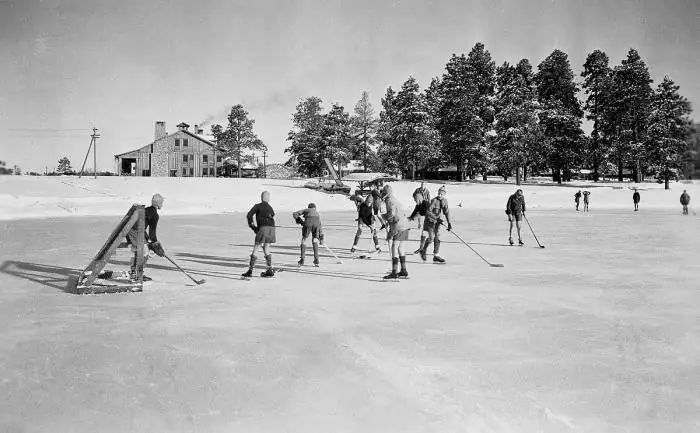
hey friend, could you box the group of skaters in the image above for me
[126,183,690,282]
[573,188,692,214]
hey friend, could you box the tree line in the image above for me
[283,44,695,189]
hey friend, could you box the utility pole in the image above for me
[262,150,267,178]
[79,127,100,178]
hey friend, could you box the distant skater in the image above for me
[293,203,324,266]
[633,189,640,212]
[350,194,381,254]
[126,193,165,283]
[242,191,276,278]
[574,190,581,211]
[680,190,691,215]
[417,186,452,263]
[380,184,410,279]
[506,189,526,246]
[583,190,591,212]
[408,190,432,260]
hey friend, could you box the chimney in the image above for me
[155,121,166,141]
[176,122,190,132]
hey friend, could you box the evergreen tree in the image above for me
[581,50,612,180]
[393,76,438,180]
[285,97,327,177]
[493,59,542,184]
[352,91,378,171]
[376,87,401,175]
[602,49,654,181]
[324,103,355,175]
[57,157,73,174]
[436,43,496,181]
[645,76,693,189]
[211,105,264,178]
[535,49,585,183]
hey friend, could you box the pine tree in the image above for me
[211,105,264,178]
[324,103,355,176]
[581,50,612,180]
[645,76,693,189]
[436,43,496,181]
[493,59,542,185]
[352,91,378,172]
[285,97,327,177]
[535,49,585,183]
[376,87,402,175]
[602,49,654,182]
[57,157,73,175]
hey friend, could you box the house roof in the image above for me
[114,129,221,158]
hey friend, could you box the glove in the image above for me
[249,224,258,233]
[436,218,444,226]
[447,222,452,232]
[148,241,165,257]
[295,216,304,225]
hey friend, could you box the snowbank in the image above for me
[0,176,697,220]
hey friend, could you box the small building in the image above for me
[114,121,222,177]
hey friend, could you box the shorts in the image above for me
[255,226,276,244]
[508,213,522,222]
[302,224,322,240]
[388,228,409,241]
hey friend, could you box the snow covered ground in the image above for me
[1,176,699,432]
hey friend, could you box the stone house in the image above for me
[114,121,222,177]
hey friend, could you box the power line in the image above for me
[7,128,90,132]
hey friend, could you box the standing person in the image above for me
[680,190,691,215]
[583,190,591,212]
[418,185,452,263]
[380,184,410,279]
[242,191,276,278]
[574,190,582,211]
[633,189,640,212]
[370,183,382,216]
[412,181,431,229]
[350,194,381,254]
[505,189,526,246]
[126,193,165,282]
[408,190,431,258]
[293,203,324,266]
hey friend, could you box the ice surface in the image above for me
[1,177,699,432]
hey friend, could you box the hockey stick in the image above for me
[523,214,546,249]
[322,244,343,264]
[164,254,206,285]
[448,228,504,268]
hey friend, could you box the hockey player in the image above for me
[380,184,410,279]
[412,181,431,230]
[350,194,381,254]
[574,190,582,211]
[583,190,591,212]
[126,193,165,282]
[417,186,452,263]
[293,203,324,266]
[408,190,431,257]
[633,189,640,211]
[680,190,691,215]
[242,191,276,278]
[505,189,526,246]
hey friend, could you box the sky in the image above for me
[1,0,698,173]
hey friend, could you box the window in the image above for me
[216,155,222,163]
[202,155,208,164]
[183,154,188,163]
[189,168,194,176]
[209,168,215,176]
[175,138,180,148]
[170,170,177,177]
[183,138,189,148]
[182,168,187,176]
[202,168,209,176]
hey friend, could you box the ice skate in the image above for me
[518,239,524,246]
[383,271,398,280]
[313,259,319,267]
[433,255,446,264]
[509,237,514,246]
[260,268,275,278]
[398,269,409,278]
[241,269,253,278]
[419,250,427,261]
[298,258,304,266]
[350,246,357,253]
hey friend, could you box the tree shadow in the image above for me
[0,260,81,294]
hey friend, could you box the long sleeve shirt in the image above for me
[247,202,275,228]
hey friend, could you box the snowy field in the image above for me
[1,176,699,432]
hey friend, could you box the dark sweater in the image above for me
[145,205,159,243]
[247,202,275,228]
